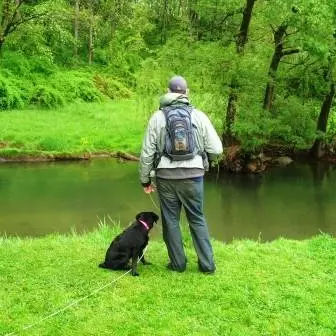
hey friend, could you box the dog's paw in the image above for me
[143,261,152,265]
[132,272,140,276]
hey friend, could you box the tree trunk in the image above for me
[0,0,10,27]
[263,23,300,110]
[263,24,286,110]
[236,0,256,52]
[0,0,10,52]
[88,14,94,64]
[73,0,79,58]
[223,90,238,146]
[263,53,282,110]
[160,0,168,43]
[189,8,200,40]
[310,83,336,158]
[223,0,256,145]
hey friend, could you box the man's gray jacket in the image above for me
[139,93,223,185]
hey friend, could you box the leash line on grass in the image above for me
[4,247,148,336]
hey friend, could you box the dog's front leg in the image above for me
[131,249,140,276]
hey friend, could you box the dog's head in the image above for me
[136,211,159,230]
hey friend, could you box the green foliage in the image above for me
[30,85,65,108]
[0,53,115,109]
[0,52,56,77]
[93,75,133,100]
[0,73,25,109]
[46,71,104,103]
[273,96,317,148]
[0,52,32,78]
[233,95,319,151]
[136,36,228,95]
[0,0,334,151]
[233,100,272,151]
[326,107,336,146]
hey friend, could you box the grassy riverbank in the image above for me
[0,100,148,159]
[1,225,335,336]
[0,97,223,161]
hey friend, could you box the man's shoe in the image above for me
[200,269,215,275]
[198,261,216,275]
[166,263,185,273]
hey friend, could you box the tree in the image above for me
[73,0,79,57]
[188,0,243,42]
[223,0,256,146]
[263,22,300,110]
[0,0,46,52]
[261,0,334,112]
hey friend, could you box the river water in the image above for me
[0,159,335,241]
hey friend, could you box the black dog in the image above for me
[99,211,159,276]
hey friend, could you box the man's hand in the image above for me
[143,183,156,194]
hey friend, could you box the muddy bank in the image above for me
[0,151,139,163]
[222,144,336,173]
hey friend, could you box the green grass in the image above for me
[0,225,335,336]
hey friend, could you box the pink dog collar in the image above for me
[139,219,149,230]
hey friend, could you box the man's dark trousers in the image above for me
[156,177,215,273]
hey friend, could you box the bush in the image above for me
[49,71,104,103]
[0,54,110,109]
[0,52,57,78]
[272,96,317,148]
[0,73,25,110]
[30,85,65,108]
[0,52,31,78]
[93,75,133,99]
[0,51,137,109]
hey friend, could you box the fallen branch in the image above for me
[111,151,139,161]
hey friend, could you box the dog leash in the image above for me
[4,247,148,336]
[148,192,160,212]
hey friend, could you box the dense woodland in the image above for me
[0,0,335,158]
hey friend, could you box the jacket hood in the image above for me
[159,92,190,108]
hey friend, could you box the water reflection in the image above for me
[206,163,336,241]
[310,162,334,234]
[0,160,335,241]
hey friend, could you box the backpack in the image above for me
[162,104,197,161]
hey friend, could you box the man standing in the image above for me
[139,75,223,274]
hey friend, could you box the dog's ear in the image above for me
[147,212,159,223]
[136,212,143,221]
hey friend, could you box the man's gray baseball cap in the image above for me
[168,76,188,93]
